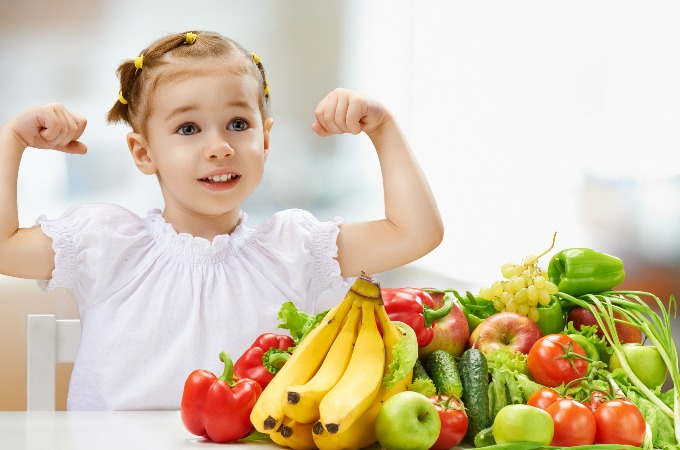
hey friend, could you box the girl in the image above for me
[0,31,443,410]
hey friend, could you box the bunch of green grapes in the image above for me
[479,252,558,323]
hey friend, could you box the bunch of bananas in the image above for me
[250,273,414,450]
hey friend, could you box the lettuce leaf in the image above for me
[486,347,545,419]
[383,321,418,390]
[276,301,328,344]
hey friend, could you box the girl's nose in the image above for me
[206,137,235,159]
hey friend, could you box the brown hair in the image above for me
[107,30,270,134]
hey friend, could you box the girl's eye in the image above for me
[228,119,249,132]
[177,123,199,135]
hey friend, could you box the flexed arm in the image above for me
[312,89,444,278]
[0,103,87,279]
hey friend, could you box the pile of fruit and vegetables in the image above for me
[179,239,679,450]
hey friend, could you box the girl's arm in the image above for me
[312,88,444,278]
[0,103,87,279]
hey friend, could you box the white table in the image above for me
[0,411,278,450]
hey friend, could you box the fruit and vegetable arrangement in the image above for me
[179,241,679,450]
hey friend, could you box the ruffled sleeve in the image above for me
[248,209,345,312]
[35,204,153,309]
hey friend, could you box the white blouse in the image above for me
[36,204,345,411]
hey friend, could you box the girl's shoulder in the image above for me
[255,208,343,234]
[37,203,150,246]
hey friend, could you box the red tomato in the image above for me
[527,334,588,387]
[594,399,646,446]
[428,395,468,450]
[546,398,596,446]
[527,388,563,410]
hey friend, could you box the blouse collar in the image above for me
[144,209,253,262]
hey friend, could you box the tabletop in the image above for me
[0,411,279,450]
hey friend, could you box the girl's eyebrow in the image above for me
[164,100,256,123]
[164,105,197,123]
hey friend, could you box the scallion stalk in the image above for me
[556,290,679,443]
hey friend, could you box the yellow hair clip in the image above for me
[118,90,128,105]
[251,52,260,65]
[134,55,144,70]
[185,32,197,45]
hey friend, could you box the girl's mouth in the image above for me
[200,174,239,183]
[198,173,241,190]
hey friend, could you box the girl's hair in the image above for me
[107,30,270,134]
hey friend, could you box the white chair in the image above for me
[26,314,81,411]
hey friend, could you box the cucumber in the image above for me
[408,359,437,397]
[473,426,496,448]
[459,348,492,442]
[413,358,430,381]
[425,350,463,397]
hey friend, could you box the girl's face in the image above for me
[128,61,272,236]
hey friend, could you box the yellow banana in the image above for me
[315,300,385,435]
[313,368,412,450]
[313,302,413,450]
[269,417,317,450]
[250,292,354,434]
[283,300,362,423]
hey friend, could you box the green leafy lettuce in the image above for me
[276,301,328,344]
[383,321,419,390]
[486,347,545,419]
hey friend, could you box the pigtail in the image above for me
[106,59,138,125]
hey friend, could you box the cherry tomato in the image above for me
[546,398,596,447]
[594,399,646,446]
[428,395,468,450]
[527,388,563,410]
[527,334,588,387]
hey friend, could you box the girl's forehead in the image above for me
[150,66,262,113]
[156,56,254,85]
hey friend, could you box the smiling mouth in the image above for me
[199,174,240,183]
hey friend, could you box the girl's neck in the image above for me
[162,208,241,241]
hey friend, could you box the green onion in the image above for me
[556,290,679,443]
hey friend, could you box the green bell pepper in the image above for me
[452,290,496,333]
[536,297,565,335]
[547,248,625,297]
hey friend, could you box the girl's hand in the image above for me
[311,88,390,137]
[9,102,87,154]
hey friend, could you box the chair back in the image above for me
[26,314,81,410]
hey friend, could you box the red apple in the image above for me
[418,291,470,359]
[469,312,543,355]
[567,307,642,344]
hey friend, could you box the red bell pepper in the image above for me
[381,287,453,347]
[181,351,262,443]
[233,333,294,389]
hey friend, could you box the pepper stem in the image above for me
[423,293,453,328]
[217,351,237,387]
[263,348,291,375]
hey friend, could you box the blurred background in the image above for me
[1,0,678,410]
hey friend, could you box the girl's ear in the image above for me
[127,132,157,175]
[263,117,274,159]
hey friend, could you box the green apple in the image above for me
[375,391,441,450]
[493,404,554,445]
[609,343,668,390]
